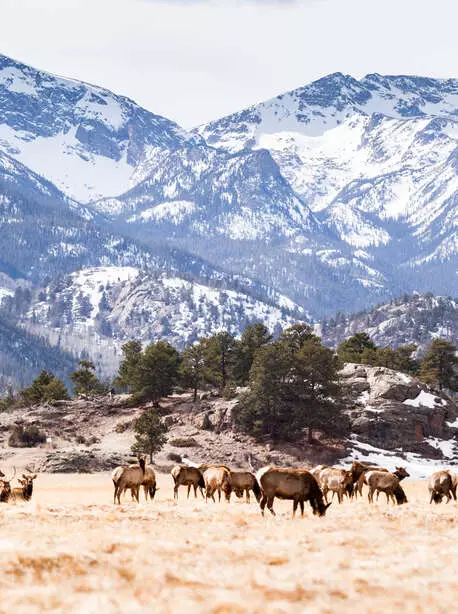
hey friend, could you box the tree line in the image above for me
[1,325,457,446]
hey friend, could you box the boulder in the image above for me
[342,364,458,450]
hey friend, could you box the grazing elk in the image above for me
[171,465,205,500]
[203,466,232,502]
[371,467,409,503]
[228,471,261,503]
[141,465,157,501]
[366,470,408,505]
[320,467,353,504]
[11,474,37,503]
[257,467,331,518]
[112,457,146,504]
[428,470,458,504]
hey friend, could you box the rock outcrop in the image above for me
[341,363,458,457]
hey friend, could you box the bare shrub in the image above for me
[169,437,200,448]
[8,425,46,448]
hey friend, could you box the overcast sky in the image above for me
[1,0,458,127]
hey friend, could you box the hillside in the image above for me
[319,293,458,351]
[0,363,456,477]
[16,266,304,377]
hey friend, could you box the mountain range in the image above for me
[1,54,458,389]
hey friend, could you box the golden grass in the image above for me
[0,474,456,613]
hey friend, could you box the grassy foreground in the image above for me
[0,473,456,613]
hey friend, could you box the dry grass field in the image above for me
[0,473,457,613]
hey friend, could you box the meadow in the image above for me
[0,473,456,613]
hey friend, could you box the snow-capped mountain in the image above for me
[0,54,200,202]
[197,73,458,297]
[3,55,458,388]
[319,293,458,351]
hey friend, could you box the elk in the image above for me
[141,465,157,501]
[320,467,353,504]
[203,466,232,502]
[257,467,331,518]
[0,467,16,503]
[349,461,372,498]
[171,465,205,500]
[112,457,146,504]
[309,465,328,486]
[428,470,458,504]
[366,470,408,505]
[228,471,261,503]
[11,474,37,503]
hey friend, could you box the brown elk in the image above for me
[366,470,408,505]
[257,467,331,518]
[141,465,157,501]
[320,467,353,504]
[203,466,232,502]
[228,471,261,503]
[171,465,205,500]
[113,457,146,504]
[0,467,16,503]
[429,470,458,504]
[11,474,37,503]
[349,461,372,498]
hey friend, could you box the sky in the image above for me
[1,0,458,128]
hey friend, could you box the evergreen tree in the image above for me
[236,342,293,439]
[279,323,318,354]
[114,340,143,391]
[337,333,377,363]
[419,339,458,391]
[233,322,272,385]
[20,371,69,406]
[70,360,107,396]
[289,337,345,442]
[131,408,168,463]
[114,341,180,404]
[179,341,209,402]
[373,345,418,374]
[236,337,347,441]
[205,331,238,390]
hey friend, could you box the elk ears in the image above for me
[31,475,37,480]
[18,479,25,485]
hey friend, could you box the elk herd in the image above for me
[0,468,37,504]
[0,459,455,515]
[109,456,458,517]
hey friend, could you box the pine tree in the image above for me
[131,408,168,463]
[115,341,180,404]
[236,337,347,441]
[236,342,293,439]
[114,340,143,391]
[20,371,69,406]
[337,333,377,363]
[204,331,238,390]
[70,360,107,396]
[419,339,458,391]
[179,341,209,402]
[279,323,318,354]
[232,322,272,385]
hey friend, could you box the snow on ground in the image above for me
[403,390,445,409]
[343,435,458,478]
